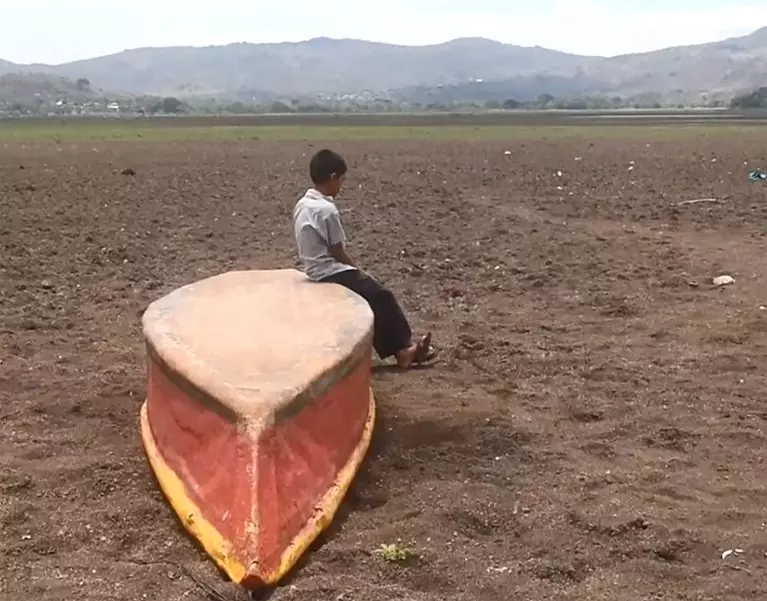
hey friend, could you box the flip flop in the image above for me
[414,345,438,365]
[413,333,438,365]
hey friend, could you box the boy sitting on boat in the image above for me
[292,148,437,369]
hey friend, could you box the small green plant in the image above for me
[373,542,417,564]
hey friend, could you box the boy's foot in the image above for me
[395,333,437,369]
[413,332,438,365]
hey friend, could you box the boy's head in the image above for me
[309,149,347,197]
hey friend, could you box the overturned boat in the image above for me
[139,269,375,587]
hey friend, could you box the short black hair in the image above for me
[309,149,347,184]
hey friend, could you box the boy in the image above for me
[293,149,436,369]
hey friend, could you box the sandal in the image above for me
[413,333,438,365]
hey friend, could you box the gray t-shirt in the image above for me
[293,188,356,281]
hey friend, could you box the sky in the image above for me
[1,0,766,65]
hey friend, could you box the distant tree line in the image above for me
[145,97,185,114]
[3,88,750,118]
[191,94,719,115]
[0,93,190,117]
[730,87,767,109]
[184,90,732,115]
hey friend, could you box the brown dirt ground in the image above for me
[2,131,767,601]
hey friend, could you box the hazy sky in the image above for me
[2,0,766,64]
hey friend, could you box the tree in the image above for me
[269,101,293,113]
[75,78,91,91]
[502,98,520,110]
[537,93,555,107]
[162,97,184,113]
[561,98,588,110]
[731,87,767,109]
[225,101,251,114]
[144,100,163,114]
[538,94,554,104]
[9,102,28,114]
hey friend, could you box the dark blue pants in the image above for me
[321,269,412,359]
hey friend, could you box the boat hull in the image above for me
[139,269,376,587]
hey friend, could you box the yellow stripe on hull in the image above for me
[139,388,376,587]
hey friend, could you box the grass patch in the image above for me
[0,118,763,142]
[373,542,418,564]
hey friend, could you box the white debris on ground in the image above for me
[713,275,735,287]
[721,548,745,560]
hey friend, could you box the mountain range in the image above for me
[1,27,766,104]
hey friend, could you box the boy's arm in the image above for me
[325,208,357,267]
[329,243,356,267]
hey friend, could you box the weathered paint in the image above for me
[140,269,376,587]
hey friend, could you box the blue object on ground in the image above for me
[749,169,767,181]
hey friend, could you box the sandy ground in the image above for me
[2,131,767,600]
